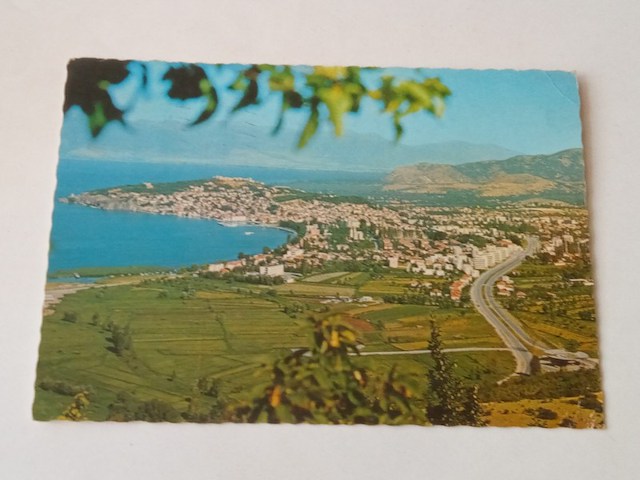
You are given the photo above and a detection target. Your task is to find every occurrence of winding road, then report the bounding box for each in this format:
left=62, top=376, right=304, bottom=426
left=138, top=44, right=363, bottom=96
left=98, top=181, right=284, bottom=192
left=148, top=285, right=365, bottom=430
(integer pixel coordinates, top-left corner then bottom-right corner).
left=470, top=237, right=539, bottom=375
left=343, top=236, right=544, bottom=379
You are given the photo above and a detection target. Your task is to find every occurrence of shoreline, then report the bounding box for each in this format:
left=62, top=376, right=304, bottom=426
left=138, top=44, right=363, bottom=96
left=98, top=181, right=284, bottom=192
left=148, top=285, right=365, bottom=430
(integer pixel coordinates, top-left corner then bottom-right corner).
left=42, top=283, right=93, bottom=316
left=47, top=212, right=298, bottom=282
left=214, top=219, right=298, bottom=237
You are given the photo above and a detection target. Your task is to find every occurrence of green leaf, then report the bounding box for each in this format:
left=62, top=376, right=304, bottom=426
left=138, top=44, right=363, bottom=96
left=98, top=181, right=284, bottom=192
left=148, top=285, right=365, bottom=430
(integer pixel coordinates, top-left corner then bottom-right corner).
left=268, top=67, right=295, bottom=92
left=228, top=74, right=247, bottom=91
left=231, top=79, right=259, bottom=113
left=297, top=102, right=319, bottom=148
left=341, top=330, right=356, bottom=343
left=192, top=81, right=218, bottom=125
left=274, top=405, right=294, bottom=423
left=88, top=102, right=108, bottom=137
left=393, top=113, right=404, bottom=142
left=314, top=369, right=332, bottom=390
left=192, top=94, right=218, bottom=125
left=317, top=85, right=351, bottom=136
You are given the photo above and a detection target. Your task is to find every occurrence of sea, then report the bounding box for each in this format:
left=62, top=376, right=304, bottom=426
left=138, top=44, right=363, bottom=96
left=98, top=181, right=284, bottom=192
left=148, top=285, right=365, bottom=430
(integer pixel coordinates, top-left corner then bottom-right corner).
left=47, top=158, right=383, bottom=278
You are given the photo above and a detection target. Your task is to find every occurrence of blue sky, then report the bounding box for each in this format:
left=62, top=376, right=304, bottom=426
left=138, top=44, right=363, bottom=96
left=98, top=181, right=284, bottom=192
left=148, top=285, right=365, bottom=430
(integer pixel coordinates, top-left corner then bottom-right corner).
left=61, top=63, right=582, bottom=160
left=367, top=68, right=582, bottom=153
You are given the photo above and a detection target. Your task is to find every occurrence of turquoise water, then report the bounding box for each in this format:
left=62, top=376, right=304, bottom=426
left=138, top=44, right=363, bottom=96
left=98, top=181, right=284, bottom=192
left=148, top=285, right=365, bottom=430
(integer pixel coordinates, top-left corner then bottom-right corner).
left=48, top=159, right=382, bottom=275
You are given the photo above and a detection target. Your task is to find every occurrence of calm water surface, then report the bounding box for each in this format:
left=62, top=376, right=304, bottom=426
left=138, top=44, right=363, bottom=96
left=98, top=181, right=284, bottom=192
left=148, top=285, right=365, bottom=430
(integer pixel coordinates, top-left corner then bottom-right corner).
left=48, top=159, right=382, bottom=275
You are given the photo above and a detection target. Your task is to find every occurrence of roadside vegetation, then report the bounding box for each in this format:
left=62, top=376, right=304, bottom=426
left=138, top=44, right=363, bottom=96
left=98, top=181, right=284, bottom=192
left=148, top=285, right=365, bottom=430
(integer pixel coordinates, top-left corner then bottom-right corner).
left=499, top=258, right=598, bottom=355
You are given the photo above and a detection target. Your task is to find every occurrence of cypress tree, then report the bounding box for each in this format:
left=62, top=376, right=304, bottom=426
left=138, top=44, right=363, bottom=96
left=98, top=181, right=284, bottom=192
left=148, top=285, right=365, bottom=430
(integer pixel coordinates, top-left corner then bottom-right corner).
left=426, top=321, right=484, bottom=426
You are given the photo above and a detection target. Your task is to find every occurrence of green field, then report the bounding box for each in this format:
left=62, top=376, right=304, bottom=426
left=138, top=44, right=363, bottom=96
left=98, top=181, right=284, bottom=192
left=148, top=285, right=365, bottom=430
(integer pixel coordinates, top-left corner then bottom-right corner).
left=503, top=261, right=599, bottom=355
left=358, top=274, right=447, bottom=297
left=34, top=272, right=513, bottom=421
left=301, top=271, right=349, bottom=283
left=273, top=282, right=356, bottom=297
left=350, top=303, right=506, bottom=350
left=34, top=280, right=308, bottom=420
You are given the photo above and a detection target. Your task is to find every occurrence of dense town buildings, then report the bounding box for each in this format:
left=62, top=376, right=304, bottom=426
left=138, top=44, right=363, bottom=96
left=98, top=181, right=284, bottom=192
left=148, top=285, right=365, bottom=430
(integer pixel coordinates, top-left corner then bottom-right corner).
left=67, top=177, right=593, bottom=301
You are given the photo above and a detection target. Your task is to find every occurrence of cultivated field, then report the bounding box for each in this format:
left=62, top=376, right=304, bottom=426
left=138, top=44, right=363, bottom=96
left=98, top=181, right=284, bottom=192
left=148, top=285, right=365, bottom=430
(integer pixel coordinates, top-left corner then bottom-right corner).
left=34, top=272, right=513, bottom=421
left=502, top=261, right=599, bottom=355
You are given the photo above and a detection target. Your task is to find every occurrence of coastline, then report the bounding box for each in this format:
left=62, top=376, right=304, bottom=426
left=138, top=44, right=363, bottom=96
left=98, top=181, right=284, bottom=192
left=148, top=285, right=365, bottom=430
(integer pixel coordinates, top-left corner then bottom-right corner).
left=42, top=283, right=93, bottom=316
left=215, top=218, right=297, bottom=235
left=47, top=209, right=297, bottom=281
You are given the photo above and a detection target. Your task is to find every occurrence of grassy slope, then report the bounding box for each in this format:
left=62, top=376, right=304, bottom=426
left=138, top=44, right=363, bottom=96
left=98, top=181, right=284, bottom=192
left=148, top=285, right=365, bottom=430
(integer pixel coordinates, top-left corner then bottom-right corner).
left=34, top=273, right=514, bottom=421
left=34, top=280, right=305, bottom=420
left=34, top=271, right=601, bottom=425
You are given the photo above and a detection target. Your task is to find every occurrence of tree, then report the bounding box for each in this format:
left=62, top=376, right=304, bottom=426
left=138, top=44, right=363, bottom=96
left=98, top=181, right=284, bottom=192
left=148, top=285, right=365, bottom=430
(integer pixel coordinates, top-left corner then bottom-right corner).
left=62, top=311, right=78, bottom=323
left=461, top=385, right=485, bottom=426
left=186, top=377, right=228, bottom=423
left=425, top=321, right=484, bottom=426
left=565, top=339, right=580, bottom=352
left=106, top=391, right=138, bottom=421
left=63, top=58, right=451, bottom=149
left=530, top=355, right=542, bottom=375
left=109, top=323, right=133, bottom=356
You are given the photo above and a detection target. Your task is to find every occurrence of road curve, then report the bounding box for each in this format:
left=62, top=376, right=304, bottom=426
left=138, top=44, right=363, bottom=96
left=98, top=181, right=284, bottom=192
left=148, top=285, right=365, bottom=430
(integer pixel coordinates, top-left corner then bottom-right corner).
left=470, top=237, right=538, bottom=375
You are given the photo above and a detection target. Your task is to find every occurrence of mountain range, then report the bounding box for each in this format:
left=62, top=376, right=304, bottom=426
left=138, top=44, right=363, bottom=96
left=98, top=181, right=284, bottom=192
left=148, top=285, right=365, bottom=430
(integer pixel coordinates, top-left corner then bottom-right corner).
left=61, top=117, right=521, bottom=172
left=384, top=148, right=585, bottom=198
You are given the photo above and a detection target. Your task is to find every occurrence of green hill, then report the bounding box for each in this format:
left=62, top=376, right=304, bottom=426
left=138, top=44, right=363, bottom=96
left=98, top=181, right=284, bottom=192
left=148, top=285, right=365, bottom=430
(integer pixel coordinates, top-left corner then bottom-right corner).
left=384, top=148, right=585, bottom=199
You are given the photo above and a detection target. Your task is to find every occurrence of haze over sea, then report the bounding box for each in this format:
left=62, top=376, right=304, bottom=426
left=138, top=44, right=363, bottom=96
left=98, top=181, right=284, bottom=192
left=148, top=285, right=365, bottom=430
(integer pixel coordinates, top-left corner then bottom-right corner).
left=48, top=159, right=382, bottom=276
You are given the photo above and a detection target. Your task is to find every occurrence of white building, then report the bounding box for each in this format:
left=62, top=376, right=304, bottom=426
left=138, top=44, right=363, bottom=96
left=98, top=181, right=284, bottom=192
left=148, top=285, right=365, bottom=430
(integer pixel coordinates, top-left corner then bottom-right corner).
left=208, top=263, right=225, bottom=273
left=259, top=264, right=285, bottom=277
left=473, top=255, right=489, bottom=270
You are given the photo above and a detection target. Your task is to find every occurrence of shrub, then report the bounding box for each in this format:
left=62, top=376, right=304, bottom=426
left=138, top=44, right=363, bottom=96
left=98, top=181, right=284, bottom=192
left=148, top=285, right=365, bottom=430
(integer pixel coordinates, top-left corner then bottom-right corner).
left=535, top=407, right=558, bottom=420
left=579, top=393, right=603, bottom=413
left=38, top=379, right=94, bottom=398
left=62, top=311, right=78, bottom=323
left=479, top=369, right=602, bottom=403
left=107, top=393, right=182, bottom=422
left=109, top=324, right=133, bottom=356
left=135, top=399, right=181, bottom=422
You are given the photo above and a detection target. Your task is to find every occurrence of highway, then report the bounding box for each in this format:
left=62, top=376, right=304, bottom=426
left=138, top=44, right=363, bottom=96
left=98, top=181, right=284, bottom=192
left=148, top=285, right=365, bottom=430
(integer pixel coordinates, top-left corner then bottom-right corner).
left=469, top=237, right=539, bottom=375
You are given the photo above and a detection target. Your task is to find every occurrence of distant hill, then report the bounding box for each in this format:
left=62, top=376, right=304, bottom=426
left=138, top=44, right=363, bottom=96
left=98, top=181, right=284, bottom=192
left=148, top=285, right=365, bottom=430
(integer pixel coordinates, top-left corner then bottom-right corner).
left=385, top=148, right=585, bottom=198
left=395, top=140, right=521, bottom=166
left=298, top=137, right=521, bottom=170
left=61, top=115, right=520, bottom=172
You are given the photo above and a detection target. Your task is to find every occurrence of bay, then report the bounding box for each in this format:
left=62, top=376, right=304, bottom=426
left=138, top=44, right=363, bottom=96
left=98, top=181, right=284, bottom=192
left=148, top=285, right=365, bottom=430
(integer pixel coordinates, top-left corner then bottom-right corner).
left=48, top=159, right=383, bottom=276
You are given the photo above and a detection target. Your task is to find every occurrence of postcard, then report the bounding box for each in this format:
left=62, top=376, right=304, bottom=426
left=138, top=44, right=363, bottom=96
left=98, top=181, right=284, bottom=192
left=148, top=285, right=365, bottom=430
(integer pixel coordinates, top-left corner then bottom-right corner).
left=34, top=58, right=603, bottom=427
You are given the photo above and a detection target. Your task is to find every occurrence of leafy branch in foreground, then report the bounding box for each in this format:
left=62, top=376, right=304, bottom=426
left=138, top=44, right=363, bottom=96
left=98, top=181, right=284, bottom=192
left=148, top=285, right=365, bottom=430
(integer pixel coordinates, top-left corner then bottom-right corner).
left=231, top=314, right=422, bottom=425
left=57, top=391, right=91, bottom=421
left=64, top=58, right=451, bottom=147
left=63, top=59, right=130, bottom=137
